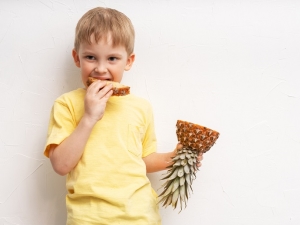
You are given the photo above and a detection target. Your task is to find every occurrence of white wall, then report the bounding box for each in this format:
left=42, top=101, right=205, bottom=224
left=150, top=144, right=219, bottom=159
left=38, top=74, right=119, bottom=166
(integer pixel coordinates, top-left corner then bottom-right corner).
left=0, top=0, right=299, bottom=224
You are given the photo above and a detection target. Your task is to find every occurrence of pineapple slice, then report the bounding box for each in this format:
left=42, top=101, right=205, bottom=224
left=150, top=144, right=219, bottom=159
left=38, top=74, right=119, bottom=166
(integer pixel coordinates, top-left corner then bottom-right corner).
left=159, top=120, right=220, bottom=211
left=86, top=77, right=130, bottom=96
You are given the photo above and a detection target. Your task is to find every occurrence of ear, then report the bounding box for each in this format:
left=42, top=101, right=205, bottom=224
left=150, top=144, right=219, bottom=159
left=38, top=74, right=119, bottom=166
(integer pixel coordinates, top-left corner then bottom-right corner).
left=124, top=53, right=135, bottom=71
left=72, top=49, right=81, bottom=68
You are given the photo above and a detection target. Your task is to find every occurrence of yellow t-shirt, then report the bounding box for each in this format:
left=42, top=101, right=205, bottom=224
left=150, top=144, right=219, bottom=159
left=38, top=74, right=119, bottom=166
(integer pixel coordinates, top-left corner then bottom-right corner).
left=44, top=88, right=161, bottom=225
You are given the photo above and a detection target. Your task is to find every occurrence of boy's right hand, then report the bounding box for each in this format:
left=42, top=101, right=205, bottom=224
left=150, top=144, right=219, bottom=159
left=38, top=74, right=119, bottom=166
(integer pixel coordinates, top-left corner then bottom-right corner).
left=84, top=79, right=113, bottom=125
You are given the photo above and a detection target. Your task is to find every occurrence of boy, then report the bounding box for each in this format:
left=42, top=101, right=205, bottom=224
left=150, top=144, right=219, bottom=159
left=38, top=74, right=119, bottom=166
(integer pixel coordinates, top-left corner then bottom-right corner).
left=44, top=7, right=203, bottom=225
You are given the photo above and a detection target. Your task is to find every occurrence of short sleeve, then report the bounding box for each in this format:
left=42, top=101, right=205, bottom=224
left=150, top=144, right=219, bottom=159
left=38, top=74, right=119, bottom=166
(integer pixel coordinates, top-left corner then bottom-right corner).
left=141, top=104, right=157, bottom=157
left=44, top=100, right=76, bottom=157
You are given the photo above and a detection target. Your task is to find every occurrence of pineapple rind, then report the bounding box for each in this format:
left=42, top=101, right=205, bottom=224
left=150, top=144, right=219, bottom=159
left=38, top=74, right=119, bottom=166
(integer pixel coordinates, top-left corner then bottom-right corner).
left=176, top=120, right=220, bottom=153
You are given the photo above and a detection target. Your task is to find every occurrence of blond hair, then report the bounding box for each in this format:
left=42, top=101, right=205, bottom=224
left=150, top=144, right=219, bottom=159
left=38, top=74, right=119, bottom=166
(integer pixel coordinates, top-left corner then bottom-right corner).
left=74, top=7, right=135, bottom=55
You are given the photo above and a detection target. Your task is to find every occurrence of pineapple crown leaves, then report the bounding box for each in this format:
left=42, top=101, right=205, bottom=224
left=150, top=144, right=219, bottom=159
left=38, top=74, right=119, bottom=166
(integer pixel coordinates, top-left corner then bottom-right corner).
left=158, top=147, right=198, bottom=212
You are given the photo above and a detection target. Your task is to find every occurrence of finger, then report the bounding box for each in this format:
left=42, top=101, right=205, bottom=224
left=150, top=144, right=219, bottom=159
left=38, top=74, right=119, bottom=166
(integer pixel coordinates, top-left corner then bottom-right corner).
left=172, top=143, right=182, bottom=156
left=197, top=161, right=202, bottom=168
left=86, top=79, right=106, bottom=94
left=197, top=153, right=203, bottom=161
left=176, top=143, right=183, bottom=150
left=96, top=83, right=113, bottom=98
left=87, top=80, right=112, bottom=98
left=102, top=89, right=113, bottom=100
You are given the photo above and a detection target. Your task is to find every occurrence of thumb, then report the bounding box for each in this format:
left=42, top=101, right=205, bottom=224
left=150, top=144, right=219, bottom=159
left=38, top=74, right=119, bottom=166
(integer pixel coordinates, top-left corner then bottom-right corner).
left=176, top=142, right=183, bottom=150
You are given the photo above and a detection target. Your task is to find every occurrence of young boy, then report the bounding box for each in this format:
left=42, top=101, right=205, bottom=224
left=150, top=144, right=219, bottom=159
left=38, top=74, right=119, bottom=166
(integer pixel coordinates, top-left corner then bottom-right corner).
left=44, top=7, right=203, bottom=225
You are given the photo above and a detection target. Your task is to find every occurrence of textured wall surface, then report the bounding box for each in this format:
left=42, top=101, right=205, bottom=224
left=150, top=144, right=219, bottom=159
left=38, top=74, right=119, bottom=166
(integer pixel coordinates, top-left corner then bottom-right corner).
left=0, top=0, right=299, bottom=224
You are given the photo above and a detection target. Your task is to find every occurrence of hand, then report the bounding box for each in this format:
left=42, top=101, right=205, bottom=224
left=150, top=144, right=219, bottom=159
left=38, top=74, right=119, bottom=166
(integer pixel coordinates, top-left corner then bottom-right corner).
left=174, top=143, right=204, bottom=168
left=84, top=80, right=113, bottom=124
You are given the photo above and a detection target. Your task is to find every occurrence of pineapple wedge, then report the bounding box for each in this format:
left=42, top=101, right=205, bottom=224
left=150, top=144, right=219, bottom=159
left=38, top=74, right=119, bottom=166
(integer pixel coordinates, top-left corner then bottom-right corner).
left=86, top=77, right=130, bottom=96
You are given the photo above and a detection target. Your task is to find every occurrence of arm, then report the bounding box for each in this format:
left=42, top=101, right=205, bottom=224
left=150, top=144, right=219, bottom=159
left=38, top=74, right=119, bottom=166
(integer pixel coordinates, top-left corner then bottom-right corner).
left=142, top=143, right=204, bottom=173
left=49, top=115, right=96, bottom=176
left=49, top=81, right=113, bottom=176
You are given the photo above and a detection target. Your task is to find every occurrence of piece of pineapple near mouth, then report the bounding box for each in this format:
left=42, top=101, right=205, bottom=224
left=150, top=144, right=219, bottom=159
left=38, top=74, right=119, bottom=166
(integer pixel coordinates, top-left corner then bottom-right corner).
left=159, top=120, right=220, bottom=211
left=86, top=77, right=130, bottom=96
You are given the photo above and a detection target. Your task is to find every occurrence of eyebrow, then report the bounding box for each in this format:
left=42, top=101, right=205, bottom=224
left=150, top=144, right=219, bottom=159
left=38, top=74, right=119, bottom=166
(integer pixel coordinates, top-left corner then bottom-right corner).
left=81, top=51, right=94, bottom=55
left=108, top=53, right=123, bottom=57
left=81, top=51, right=124, bottom=58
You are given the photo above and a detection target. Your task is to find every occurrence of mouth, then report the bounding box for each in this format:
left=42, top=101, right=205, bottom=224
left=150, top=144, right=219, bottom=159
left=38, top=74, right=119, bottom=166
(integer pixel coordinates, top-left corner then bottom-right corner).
left=91, top=77, right=112, bottom=81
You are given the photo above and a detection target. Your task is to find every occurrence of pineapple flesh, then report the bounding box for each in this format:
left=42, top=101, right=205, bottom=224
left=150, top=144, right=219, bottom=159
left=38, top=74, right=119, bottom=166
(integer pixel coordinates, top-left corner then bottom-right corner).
left=159, top=120, right=220, bottom=211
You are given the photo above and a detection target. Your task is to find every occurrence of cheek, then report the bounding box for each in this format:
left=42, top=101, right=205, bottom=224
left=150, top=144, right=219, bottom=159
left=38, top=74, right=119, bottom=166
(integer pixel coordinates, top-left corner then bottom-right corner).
left=79, top=66, right=91, bottom=81
left=80, top=63, right=93, bottom=73
left=81, top=77, right=89, bottom=88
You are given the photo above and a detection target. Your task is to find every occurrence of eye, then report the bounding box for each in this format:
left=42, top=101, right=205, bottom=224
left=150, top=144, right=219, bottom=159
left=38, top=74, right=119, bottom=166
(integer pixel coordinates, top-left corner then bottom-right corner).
left=108, top=57, right=118, bottom=61
left=85, top=55, right=96, bottom=60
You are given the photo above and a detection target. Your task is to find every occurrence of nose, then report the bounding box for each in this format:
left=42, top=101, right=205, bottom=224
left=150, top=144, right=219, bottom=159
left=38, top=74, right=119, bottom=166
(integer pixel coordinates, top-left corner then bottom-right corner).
left=95, top=61, right=107, bottom=74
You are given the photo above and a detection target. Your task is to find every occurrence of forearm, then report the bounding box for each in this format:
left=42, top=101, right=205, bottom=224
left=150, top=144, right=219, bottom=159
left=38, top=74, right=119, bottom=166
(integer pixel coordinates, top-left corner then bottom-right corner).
left=49, top=115, right=96, bottom=176
left=143, top=151, right=177, bottom=173
left=143, top=143, right=203, bottom=173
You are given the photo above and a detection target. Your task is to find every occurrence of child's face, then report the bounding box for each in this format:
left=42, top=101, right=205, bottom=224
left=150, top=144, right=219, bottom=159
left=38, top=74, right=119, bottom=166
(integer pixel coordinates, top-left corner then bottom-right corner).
left=72, top=34, right=135, bottom=87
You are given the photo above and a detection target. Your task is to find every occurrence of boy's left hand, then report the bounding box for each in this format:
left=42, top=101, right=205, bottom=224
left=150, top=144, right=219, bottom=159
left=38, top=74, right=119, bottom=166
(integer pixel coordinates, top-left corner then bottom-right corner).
left=174, top=143, right=204, bottom=168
